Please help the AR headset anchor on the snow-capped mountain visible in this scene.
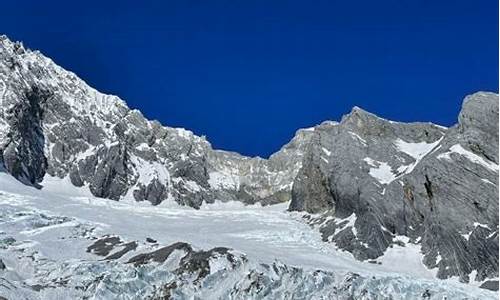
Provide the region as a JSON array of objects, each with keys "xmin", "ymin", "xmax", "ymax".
[
  {"xmin": 0, "ymin": 35, "xmax": 312, "ymax": 209},
  {"xmin": 0, "ymin": 35, "xmax": 498, "ymax": 299},
  {"xmin": 289, "ymin": 92, "xmax": 498, "ymax": 283}
]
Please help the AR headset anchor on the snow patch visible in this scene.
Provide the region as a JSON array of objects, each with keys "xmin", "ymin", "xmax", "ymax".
[
  {"xmin": 378, "ymin": 236, "xmax": 433, "ymax": 279},
  {"xmin": 394, "ymin": 137, "xmax": 443, "ymax": 176},
  {"xmin": 394, "ymin": 138, "xmax": 442, "ymax": 160},
  {"xmin": 321, "ymin": 147, "xmax": 331, "ymax": 156},
  {"xmin": 208, "ymin": 172, "xmax": 240, "ymax": 190},
  {"xmin": 474, "ymin": 222, "xmax": 490, "ymax": 230},
  {"xmin": 436, "ymin": 253, "xmax": 442, "ymax": 265},
  {"xmin": 349, "ymin": 132, "xmax": 367, "ymax": 146},
  {"xmin": 481, "ymin": 178, "xmax": 496, "ymax": 185},
  {"xmin": 130, "ymin": 156, "xmax": 170, "ymax": 186},
  {"xmin": 363, "ymin": 158, "xmax": 396, "ymax": 185},
  {"xmin": 176, "ymin": 128, "xmax": 193, "ymax": 139},
  {"xmin": 334, "ymin": 213, "xmax": 357, "ymax": 236},
  {"xmin": 184, "ymin": 180, "xmax": 201, "ymax": 192},
  {"xmin": 461, "ymin": 231, "xmax": 472, "ymax": 241},
  {"xmin": 438, "ymin": 144, "xmax": 499, "ymax": 172},
  {"xmin": 135, "ymin": 143, "xmax": 150, "ymax": 151},
  {"xmin": 209, "ymin": 255, "xmax": 235, "ymax": 275}
]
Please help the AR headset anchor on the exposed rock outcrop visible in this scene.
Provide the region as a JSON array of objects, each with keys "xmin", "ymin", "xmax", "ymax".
[
  {"xmin": 0, "ymin": 34, "xmax": 497, "ymax": 284},
  {"xmin": 0, "ymin": 35, "xmax": 311, "ymax": 208},
  {"xmin": 290, "ymin": 92, "xmax": 498, "ymax": 282}
]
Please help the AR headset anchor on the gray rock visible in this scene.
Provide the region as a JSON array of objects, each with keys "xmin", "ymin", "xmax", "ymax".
[
  {"xmin": 0, "ymin": 34, "xmax": 497, "ymax": 285},
  {"xmin": 1, "ymin": 87, "xmax": 48, "ymax": 185},
  {"xmin": 480, "ymin": 280, "xmax": 499, "ymax": 291},
  {"xmin": 289, "ymin": 92, "xmax": 499, "ymax": 282},
  {"xmin": 289, "ymin": 148, "xmax": 335, "ymax": 213},
  {"xmin": 0, "ymin": 35, "xmax": 310, "ymax": 207}
]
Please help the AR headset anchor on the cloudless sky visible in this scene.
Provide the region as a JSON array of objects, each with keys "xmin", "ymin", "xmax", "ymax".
[{"xmin": 1, "ymin": 0, "xmax": 498, "ymax": 157}]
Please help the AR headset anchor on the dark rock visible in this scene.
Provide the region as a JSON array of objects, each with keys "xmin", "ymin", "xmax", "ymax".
[
  {"xmin": 105, "ymin": 241, "xmax": 138, "ymax": 260},
  {"xmin": 86, "ymin": 236, "xmax": 121, "ymax": 257},
  {"xmin": 177, "ymin": 247, "xmax": 235, "ymax": 281},
  {"xmin": 146, "ymin": 237, "xmax": 157, "ymax": 243},
  {"xmin": 1, "ymin": 87, "xmax": 48, "ymax": 185},
  {"xmin": 128, "ymin": 242, "xmax": 192, "ymax": 266},
  {"xmin": 480, "ymin": 280, "xmax": 499, "ymax": 291},
  {"xmin": 289, "ymin": 150, "xmax": 335, "ymax": 214}
]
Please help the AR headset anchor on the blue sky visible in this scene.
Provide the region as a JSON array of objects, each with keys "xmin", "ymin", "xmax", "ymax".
[{"xmin": 1, "ymin": 0, "xmax": 498, "ymax": 157}]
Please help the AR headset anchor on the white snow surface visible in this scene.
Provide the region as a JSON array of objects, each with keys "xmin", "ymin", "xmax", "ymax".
[
  {"xmin": 394, "ymin": 138, "xmax": 442, "ymax": 160},
  {"xmin": 208, "ymin": 171, "xmax": 240, "ymax": 190},
  {"xmin": 321, "ymin": 147, "xmax": 331, "ymax": 156},
  {"xmin": 363, "ymin": 158, "xmax": 397, "ymax": 184},
  {"xmin": 364, "ymin": 137, "xmax": 444, "ymax": 185},
  {"xmin": 349, "ymin": 131, "xmax": 367, "ymax": 146},
  {"xmin": 130, "ymin": 155, "xmax": 170, "ymax": 186},
  {"xmin": 394, "ymin": 137, "xmax": 443, "ymax": 175},
  {"xmin": 0, "ymin": 172, "xmax": 494, "ymax": 299},
  {"xmin": 438, "ymin": 144, "xmax": 499, "ymax": 172}
]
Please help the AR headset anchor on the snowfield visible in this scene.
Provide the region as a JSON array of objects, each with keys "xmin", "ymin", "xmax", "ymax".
[{"xmin": 0, "ymin": 171, "xmax": 496, "ymax": 299}]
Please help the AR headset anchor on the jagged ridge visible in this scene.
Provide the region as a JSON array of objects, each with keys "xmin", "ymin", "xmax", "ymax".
[
  {"xmin": 0, "ymin": 34, "xmax": 498, "ymax": 287},
  {"xmin": 0, "ymin": 35, "xmax": 311, "ymax": 209}
]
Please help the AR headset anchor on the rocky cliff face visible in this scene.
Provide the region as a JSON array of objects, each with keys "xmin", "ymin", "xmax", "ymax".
[
  {"xmin": 0, "ymin": 35, "xmax": 311, "ymax": 209},
  {"xmin": 290, "ymin": 92, "xmax": 498, "ymax": 283},
  {"xmin": 0, "ymin": 35, "xmax": 498, "ymax": 287}
]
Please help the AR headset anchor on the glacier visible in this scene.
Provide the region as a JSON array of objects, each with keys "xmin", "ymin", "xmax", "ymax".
[
  {"xmin": 0, "ymin": 34, "xmax": 498, "ymax": 299},
  {"xmin": 0, "ymin": 171, "xmax": 496, "ymax": 299}
]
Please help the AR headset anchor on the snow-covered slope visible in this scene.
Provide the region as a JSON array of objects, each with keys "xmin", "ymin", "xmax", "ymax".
[
  {"xmin": 0, "ymin": 34, "xmax": 311, "ymax": 208},
  {"xmin": 0, "ymin": 34, "xmax": 498, "ymax": 297},
  {"xmin": 0, "ymin": 172, "xmax": 496, "ymax": 299}
]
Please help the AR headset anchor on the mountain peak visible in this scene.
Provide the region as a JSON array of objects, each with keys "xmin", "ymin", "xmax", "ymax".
[
  {"xmin": 0, "ymin": 34, "xmax": 498, "ymax": 294},
  {"xmin": 338, "ymin": 105, "xmax": 388, "ymax": 130}
]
